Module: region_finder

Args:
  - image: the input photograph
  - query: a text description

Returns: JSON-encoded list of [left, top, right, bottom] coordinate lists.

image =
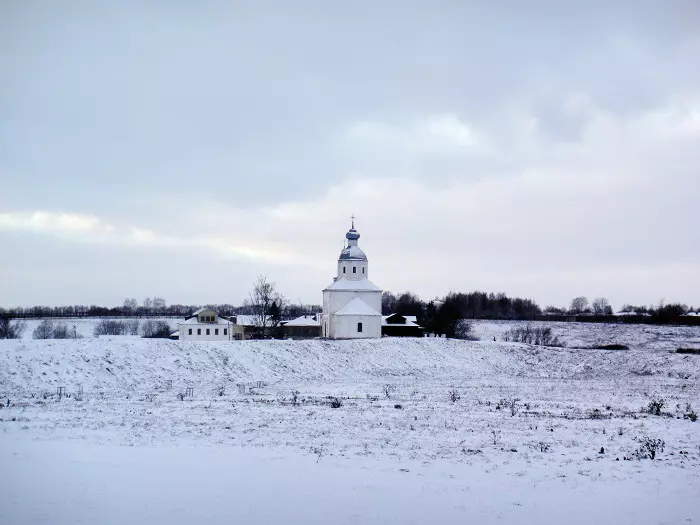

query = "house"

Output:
[[382, 313, 423, 337], [321, 219, 382, 339], [177, 308, 232, 341], [280, 314, 322, 339]]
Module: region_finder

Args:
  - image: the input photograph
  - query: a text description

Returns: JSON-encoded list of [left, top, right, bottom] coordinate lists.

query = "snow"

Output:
[[333, 297, 382, 316], [1, 329, 699, 523], [179, 316, 232, 325], [324, 277, 382, 291], [282, 315, 321, 327]]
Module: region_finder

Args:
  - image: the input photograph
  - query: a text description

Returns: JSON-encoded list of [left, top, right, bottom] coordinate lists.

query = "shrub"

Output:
[[141, 320, 172, 338], [635, 436, 665, 460], [33, 319, 55, 339], [496, 397, 519, 417], [125, 319, 140, 336], [647, 398, 665, 416], [448, 388, 460, 403], [94, 319, 128, 336], [382, 384, 396, 399], [329, 397, 343, 408], [454, 320, 479, 341], [504, 324, 563, 347], [394, 404, 403, 409], [0, 318, 27, 339], [291, 390, 300, 406], [684, 404, 697, 422]]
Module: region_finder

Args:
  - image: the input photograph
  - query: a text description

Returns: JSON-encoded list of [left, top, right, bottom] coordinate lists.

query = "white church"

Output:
[[321, 220, 383, 339]]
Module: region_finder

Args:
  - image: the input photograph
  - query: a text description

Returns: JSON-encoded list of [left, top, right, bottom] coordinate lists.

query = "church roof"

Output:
[[339, 245, 367, 261], [324, 277, 381, 292], [333, 297, 382, 316]]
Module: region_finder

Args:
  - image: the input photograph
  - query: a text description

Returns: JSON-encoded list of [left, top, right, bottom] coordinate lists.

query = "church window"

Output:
[[362, 267, 365, 274], [206, 328, 210, 335], [215, 328, 219, 335], [188, 329, 192, 335], [197, 329, 201, 335], [223, 329, 227, 335], [357, 322, 363, 333], [353, 266, 356, 273], [343, 267, 346, 273]]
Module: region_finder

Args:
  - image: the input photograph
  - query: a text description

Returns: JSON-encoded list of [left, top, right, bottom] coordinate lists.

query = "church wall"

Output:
[[332, 314, 382, 339], [327, 290, 382, 317], [337, 260, 368, 280]]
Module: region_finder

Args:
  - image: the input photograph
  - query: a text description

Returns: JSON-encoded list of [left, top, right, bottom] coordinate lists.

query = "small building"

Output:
[[229, 315, 273, 340], [281, 314, 322, 339], [382, 313, 424, 337], [177, 308, 232, 341]]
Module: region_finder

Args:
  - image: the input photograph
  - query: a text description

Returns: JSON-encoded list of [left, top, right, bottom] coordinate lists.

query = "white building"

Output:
[[322, 221, 382, 339], [177, 308, 232, 341]]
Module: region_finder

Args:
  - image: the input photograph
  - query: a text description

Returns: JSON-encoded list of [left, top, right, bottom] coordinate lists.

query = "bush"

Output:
[[0, 318, 26, 339], [504, 324, 563, 347], [94, 319, 128, 336], [647, 398, 665, 416], [33, 320, 81, 339], [125, 319, 140, 336], [454, 320, 479, 341], [33, 319, 55, 339], [635, 436, 665, 460], [596, 344, 629, 350], [329, 397, 343, 408], [448, 388, 460, 403], [141, 320, 172, 338], [684, 404, 697, 422], [382, 384, 396, 399]]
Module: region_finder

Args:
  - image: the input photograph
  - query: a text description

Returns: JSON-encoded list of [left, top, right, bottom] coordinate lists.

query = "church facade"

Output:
[[322, 221, 382, 339]]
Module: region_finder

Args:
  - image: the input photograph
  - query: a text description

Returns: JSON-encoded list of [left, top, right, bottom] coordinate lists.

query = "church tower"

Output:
[[322, 219, 382, 339]]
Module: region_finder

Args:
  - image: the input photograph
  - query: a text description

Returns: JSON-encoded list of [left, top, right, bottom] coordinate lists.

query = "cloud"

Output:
[[0, 211, 297, 264]]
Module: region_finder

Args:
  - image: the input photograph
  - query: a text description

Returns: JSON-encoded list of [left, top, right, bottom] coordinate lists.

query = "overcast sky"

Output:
[[1, 1, 699, 310]]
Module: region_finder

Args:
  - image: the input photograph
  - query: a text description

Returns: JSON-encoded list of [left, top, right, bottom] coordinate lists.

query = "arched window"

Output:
[[343, 267, 346, 273], [357, 322, 363, 333]]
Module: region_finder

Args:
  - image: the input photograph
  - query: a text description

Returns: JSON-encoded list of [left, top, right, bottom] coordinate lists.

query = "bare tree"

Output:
[[592, 297, 613, 315], [152, 297, 167, 315], [244, 275, 285, 338], [569, 296, 590, 315], [123, 298, 138, 314], [143, 297, 153, 315], [0, 318, 26, 339]]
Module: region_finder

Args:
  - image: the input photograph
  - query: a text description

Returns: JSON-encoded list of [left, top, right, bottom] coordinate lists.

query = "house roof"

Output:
[[324, 278, 381, 292], [282, 315, 321, 327], [179, 316, 232, 325], [191, 307, 217, 316], [333, 297, 381, 316], [382, 314, 421, 327]]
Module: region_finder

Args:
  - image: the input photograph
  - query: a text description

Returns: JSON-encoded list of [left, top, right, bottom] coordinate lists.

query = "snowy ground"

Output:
[[1, 334, 699, 523]]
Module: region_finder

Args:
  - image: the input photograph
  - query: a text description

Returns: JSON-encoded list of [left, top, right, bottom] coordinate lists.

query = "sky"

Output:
[[1, 1, 699, 310]]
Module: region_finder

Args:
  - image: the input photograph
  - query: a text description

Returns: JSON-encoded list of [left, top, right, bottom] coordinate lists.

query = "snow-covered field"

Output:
[[2, 333, 700, 524]]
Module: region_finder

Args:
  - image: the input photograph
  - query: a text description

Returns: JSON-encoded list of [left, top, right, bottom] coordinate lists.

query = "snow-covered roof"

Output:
[[324, 278, 381, 292], [616, 311, 651, 316], [338, 245, 367, 261], [683, 312, 700, 317], [232, 315, 272, 326], [170, 330, 179, 337], [333, 297, 381, 316], [282, 315, 321, 327], [179, 316, 232, 325], [382, 314, 420, 327], [191, 307, 217, 316]]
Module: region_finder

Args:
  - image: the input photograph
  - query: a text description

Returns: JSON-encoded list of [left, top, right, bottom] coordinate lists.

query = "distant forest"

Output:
[[2, 290, 698, 338]]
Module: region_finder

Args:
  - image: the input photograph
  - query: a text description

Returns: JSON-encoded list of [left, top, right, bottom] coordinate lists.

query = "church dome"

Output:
[[345, 228, 360, 242]]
